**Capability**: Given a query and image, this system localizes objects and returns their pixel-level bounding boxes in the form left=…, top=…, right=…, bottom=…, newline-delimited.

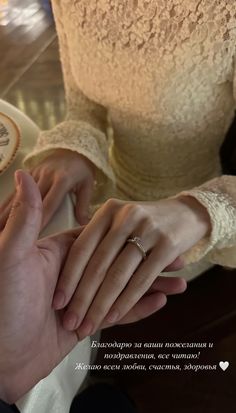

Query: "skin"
left=0, top=171, right=79, bottom=403
left=0, top=149, right=95, bottom=230
left=30, top=149, right=96, bottom=227
left=52, top=193, right=211, bottom=340
left=0, top=170, right=187, bottom=404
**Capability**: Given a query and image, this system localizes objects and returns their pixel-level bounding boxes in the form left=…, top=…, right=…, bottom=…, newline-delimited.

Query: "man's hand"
left=0, top=171, right=82, bottom=404
left=0, top=170, right=187, bottom=404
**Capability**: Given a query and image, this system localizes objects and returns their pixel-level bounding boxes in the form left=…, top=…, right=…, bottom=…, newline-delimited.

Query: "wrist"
left=175, top=195, right=212, bottom=238
left=0, top=359, right=30, bottom=404
left=53, top=149, right=95, bottom=176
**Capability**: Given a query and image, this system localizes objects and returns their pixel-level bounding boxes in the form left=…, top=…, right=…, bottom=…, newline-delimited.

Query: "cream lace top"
left=24, top=0, right=236, bottom=280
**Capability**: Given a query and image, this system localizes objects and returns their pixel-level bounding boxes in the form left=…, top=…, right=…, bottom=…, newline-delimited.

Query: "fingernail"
left=78, top=319, right=93, bottom=338
left=63, top=311, right=79, bottom=331
left=106, top=309, right=119, bottom=323
left=53, top=290, right=65, bottom=309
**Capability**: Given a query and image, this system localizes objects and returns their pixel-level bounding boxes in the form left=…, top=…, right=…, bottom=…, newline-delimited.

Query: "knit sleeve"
left=23, top=0, right=115, bottom=197
left=176, top=58, right=236, bottom=267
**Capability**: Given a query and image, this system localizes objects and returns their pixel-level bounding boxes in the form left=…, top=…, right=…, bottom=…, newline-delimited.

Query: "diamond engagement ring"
left=127, top=236, right=147, bottom=260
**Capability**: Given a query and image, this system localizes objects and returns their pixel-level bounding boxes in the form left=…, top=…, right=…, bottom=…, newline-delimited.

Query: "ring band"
left=127, top=236, right=147, bottom=260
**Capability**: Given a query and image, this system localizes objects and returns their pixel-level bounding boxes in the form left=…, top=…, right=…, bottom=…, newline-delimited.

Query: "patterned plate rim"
left=0, top=111, right=21, bottom=176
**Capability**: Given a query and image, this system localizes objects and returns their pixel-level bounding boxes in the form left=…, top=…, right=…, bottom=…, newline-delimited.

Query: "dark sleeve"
left=0, top=401, right=19, bottom=413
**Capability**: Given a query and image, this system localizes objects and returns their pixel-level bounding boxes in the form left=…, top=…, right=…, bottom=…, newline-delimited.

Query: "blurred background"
left=0, top=0, right=65, bottom=130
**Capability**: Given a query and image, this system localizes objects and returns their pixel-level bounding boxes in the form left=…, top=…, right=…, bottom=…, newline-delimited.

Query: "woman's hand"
left=53, top=196, right=211, bottom=338
left=0, top=149, right=95, bottom=230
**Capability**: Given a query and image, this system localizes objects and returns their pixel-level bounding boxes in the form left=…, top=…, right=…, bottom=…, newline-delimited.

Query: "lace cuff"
left=177, top=183, right=236, bottom=267
left=23, top=120, right=116, bottom=202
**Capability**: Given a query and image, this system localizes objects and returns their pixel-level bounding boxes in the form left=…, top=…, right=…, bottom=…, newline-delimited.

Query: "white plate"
left=0, top=111, right=21, bottom=175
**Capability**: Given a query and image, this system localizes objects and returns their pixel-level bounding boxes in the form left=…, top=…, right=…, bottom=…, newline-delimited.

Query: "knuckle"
left=11, top=200, right=22, bottom=211
left=121, top=203, right=135, bottom=216
left=104, top=198, right=120, bottom=210
left=135, top=271, right=148, bottom=287
left=133, top=273, right=153, bottom=293
left=141, top=215, right=156, bottom=231
left=69, top=242, right=87, bottom=261
left=90, top=302, right=105, bottom=318
left=122, top=203, right=144, bottom=221
left=109, top=267, right=124, bottom=287
left=89, top=257, right=106, bottom=280
left=113, top=203, right=144, bottom=230
left=28, top=199, right=43, bottom=212
left=8, top=203, right=21, bottom=220
left=90, top=254, right=103, bottom=270
left=92, top=269, right=104, bottom=282
left=12, top=199, right=42, bottom=215
left=7, top=200, right=42, bottom=236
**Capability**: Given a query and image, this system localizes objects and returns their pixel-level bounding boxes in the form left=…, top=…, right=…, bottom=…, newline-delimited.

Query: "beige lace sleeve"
left=24, top=0, right=115, bottom=197
left=178, top=57, right=236, bottom=267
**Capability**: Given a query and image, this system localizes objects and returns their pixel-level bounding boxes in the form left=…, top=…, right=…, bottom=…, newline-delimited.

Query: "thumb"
left=2, top=170, right=42, bottom=254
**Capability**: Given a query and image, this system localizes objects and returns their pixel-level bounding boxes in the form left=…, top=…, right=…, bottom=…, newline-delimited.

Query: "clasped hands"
left=0, top=167, right=211, bottom=402
left=0, top=163, right=212, bottom=341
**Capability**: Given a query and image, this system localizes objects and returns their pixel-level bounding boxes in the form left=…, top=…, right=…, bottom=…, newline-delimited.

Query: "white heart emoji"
left=219, top=361, right=229, bottom=371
